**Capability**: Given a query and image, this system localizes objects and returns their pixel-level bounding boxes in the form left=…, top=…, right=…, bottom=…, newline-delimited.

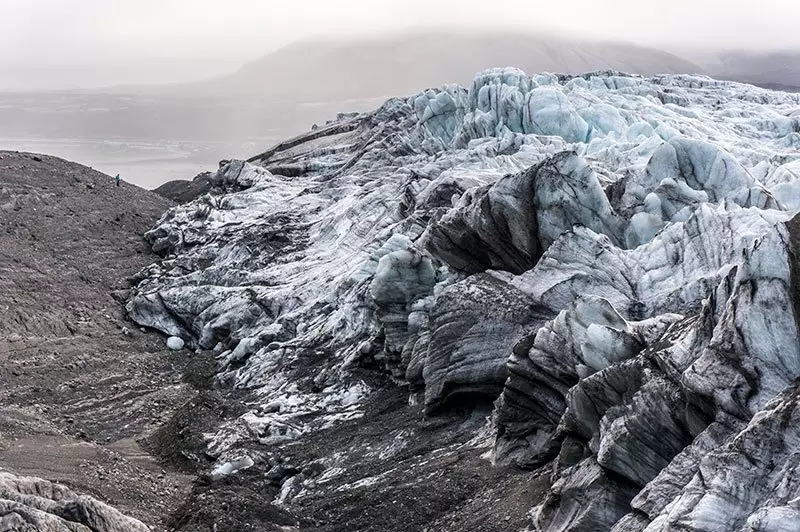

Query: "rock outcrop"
left=0, top=473, right=149, bottom=532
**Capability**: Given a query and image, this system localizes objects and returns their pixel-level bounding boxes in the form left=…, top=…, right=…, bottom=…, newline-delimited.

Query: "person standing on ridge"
left=115, top=174, right=121, bottom=187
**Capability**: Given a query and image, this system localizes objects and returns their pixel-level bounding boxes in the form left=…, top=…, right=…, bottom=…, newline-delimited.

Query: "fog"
left=2, top=0, right=798, bottom=188
left=2, top=0, right=800, bottom=90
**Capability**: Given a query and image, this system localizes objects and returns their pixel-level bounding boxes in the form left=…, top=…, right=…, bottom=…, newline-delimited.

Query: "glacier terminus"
left=126, top=69, right=800, bottom=532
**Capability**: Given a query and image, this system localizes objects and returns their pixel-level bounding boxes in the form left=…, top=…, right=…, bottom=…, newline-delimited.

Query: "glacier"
left=127, top=68, right=800, bottom=531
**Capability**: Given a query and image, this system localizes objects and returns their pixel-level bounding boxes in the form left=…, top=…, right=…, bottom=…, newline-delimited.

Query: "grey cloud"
left=1, top=0, right=798, bottom=90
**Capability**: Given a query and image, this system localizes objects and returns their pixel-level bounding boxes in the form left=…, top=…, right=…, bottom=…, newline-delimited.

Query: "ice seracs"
left=128, top=68, right=800, bottom=531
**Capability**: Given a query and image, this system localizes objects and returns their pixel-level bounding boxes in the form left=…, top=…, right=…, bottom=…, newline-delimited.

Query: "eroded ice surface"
left=128, top=69, right=800, bottom=531
left=0, top=473, right=149, bottom=532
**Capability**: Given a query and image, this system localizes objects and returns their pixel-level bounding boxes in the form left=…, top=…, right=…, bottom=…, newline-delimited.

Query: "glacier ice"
left=0, top=472, right=149, bottom=532
left=166, top=335, right=184, bottom=350
left=127, top=68, right=800, bottom=532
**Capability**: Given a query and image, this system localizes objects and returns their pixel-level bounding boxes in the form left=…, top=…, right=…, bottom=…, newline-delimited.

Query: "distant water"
left=0, top=137, right=273, bottom=189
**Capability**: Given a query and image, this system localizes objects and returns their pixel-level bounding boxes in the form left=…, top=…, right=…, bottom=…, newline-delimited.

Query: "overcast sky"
left=2, top=0, right=799, bottom=90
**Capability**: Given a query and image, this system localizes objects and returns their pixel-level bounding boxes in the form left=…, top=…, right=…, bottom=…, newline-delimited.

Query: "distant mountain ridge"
left=713, top=50, right=800, bottom=90
left=0, top=31, right=708, bottom=160
left=172, top=31, right=706, bottom=102
left=10, top=31, right=800, bottom=191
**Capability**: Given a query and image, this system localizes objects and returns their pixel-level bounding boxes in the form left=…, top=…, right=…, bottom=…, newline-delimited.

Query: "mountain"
left=0, top=31, right=707, bottom=190
left=126, top=69, right=800, bottom=531
left=181, top=31, right=706, bottom=103
left=712, top=50, right=800, bottom=91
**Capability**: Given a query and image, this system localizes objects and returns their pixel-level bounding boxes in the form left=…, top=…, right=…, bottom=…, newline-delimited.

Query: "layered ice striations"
left=0, top=473, right=149, bottom=532
left=128, top=68, right=800, bottom=531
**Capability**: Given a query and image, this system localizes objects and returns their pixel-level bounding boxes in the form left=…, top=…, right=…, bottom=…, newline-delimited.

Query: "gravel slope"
left=0, top=151, right=194, bottom=528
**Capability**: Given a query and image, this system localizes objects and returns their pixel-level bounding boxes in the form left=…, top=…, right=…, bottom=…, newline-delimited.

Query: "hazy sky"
left=2, top=0, right=799, bottom=89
